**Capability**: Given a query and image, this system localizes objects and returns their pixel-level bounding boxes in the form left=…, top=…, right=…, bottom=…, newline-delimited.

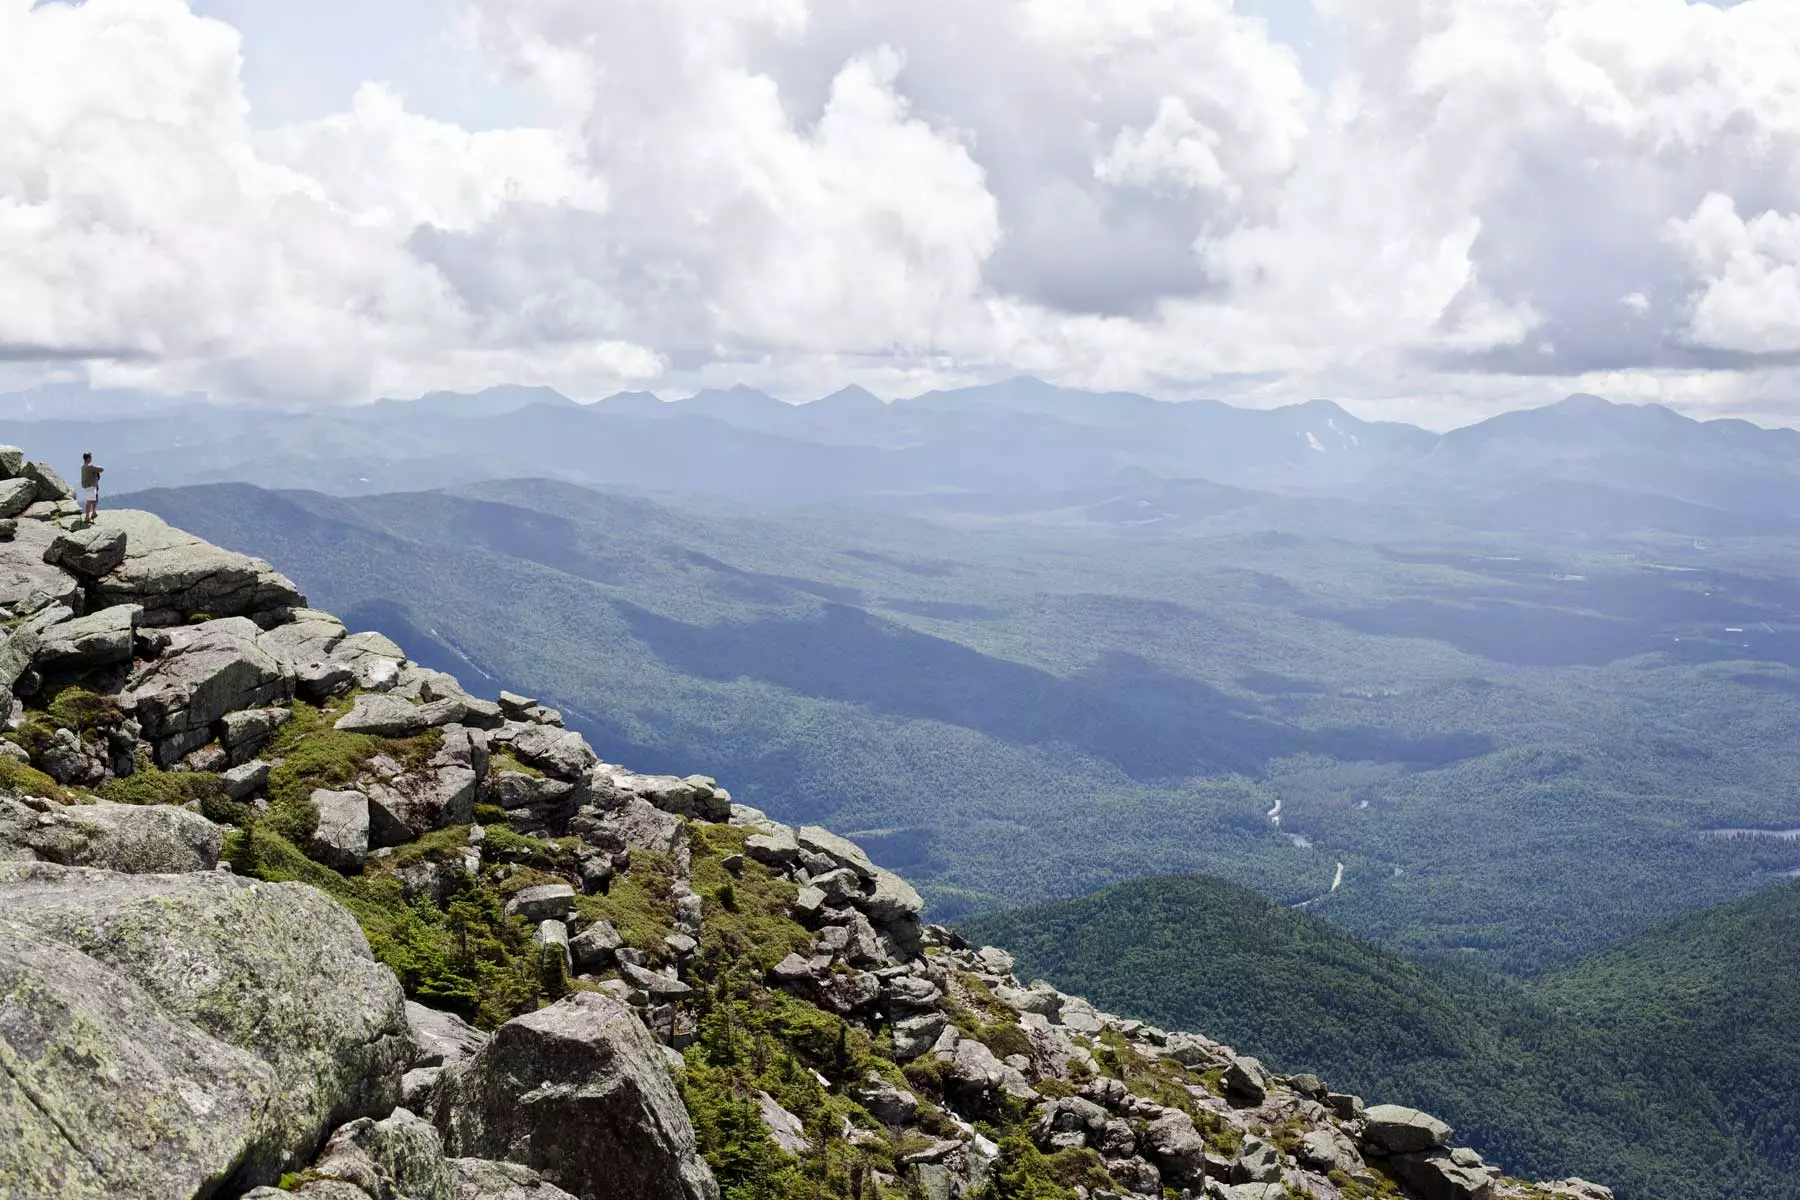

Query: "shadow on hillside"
left=618, top=601, right=1490, bottom=780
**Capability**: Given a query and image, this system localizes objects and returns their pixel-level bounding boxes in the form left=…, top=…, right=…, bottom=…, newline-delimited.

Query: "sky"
left=2, top=0, right=1799, bottom=429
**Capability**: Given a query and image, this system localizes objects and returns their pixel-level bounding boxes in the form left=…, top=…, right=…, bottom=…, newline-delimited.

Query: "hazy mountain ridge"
left=24, top=380, right=1800, bottom=532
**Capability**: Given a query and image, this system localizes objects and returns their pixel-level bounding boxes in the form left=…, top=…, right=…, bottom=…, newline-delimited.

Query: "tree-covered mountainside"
left=963, top=873, right=1795, bottom=1200
left=1532, top=878, right=1800, bottom=1184
left=119, top=476, right=1800, bottom=981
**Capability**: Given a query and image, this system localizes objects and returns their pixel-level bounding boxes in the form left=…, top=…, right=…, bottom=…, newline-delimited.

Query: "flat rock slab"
left=33, top=603, right=141, bottom=672
left=94, top=509, right=304, bottom=625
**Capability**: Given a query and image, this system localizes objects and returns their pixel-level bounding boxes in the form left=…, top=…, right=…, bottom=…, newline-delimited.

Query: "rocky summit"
left=0, top=444, right=1613, bottom=1200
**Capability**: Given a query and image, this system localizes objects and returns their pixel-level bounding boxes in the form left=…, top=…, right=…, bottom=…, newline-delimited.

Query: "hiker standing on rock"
left=80, top=452, right=102, bottom=523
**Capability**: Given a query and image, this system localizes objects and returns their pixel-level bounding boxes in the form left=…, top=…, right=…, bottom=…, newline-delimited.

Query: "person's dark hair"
left=82, top=452, right=91, bottom=462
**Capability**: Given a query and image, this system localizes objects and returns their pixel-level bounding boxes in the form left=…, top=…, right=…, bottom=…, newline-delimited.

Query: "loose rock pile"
left=0, top=461, right=1615, bottom=1200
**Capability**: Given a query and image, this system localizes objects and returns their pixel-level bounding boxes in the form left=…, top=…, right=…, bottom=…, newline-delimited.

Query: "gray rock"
left=607, top=796, right=685, bottom=852
left=507, top=882, right=577, bottom=923
left=220, top=705, right=290, bottom=761
left=258, top=607, right=348, bottom=666
left=336, top=693, right=466, bottom=737
left=449, top=1158, right=580, bottom=1200
left=310, top=788, right=372, bottom=871
left=407, top=1001, right=490, bottom=1069
left=620, top=960, right=694, bottom=1000
left=0, top=444, right=21, bottom=477
left=756, top=1091, right=811, bottom=1156
left=305, top=1108, right=454, bottom=1200
left=1325, top=1092, right=1365, bottom=1121
left=297, top=658, right=359, bottom=701
left=490, top=772, right=579, bottom=835
left=891, top=1010, right=948, bottom=1061
left=0, top=475, right=35, bottom=517
left=22, top=460, right=74, bottom=502
left=1141, top=1111, right=1208, bottom=1185
left=1389, top=1149, right=1497, bottom=1200
left=332, top=631, right=410, bottom=691
left=429, top=991, right=719, bottom=1200
left=536, top=920, right=573, bottom=977
left=126, top=616, right=292, bottom=763
left=94, top=509, right=303, bottom=623
left=43, top=524, right=128, bottom=577
left=366, top=764, right=479, bottom=843
left=811, top=866, right=867, bottom=903
left=1231, top=1136, right=1282, bottom=1184
left=0, top=861, right=411, bottom=1194
left=744, top=827, right=800, bottom=866
left=857, top=1073, right=921, bottom=1125
left=864, top=866, right=925, bottom=922
left=795, top=824, right=877, bottom=879
left=222, top=758, right=272, bottom=801
left=509, top=724, right=599, bottom=781
left=497, top=690, right=539, bottom=719
left=571, top=918, right=624, bottom=973
left=0, top=519, right=83, bottom=612
left=1362, top=1104, right=1454, bottom=1155
left=0, top=796, right=222, bottom=873
left=1223, top=1055, right=1271, bottom=1105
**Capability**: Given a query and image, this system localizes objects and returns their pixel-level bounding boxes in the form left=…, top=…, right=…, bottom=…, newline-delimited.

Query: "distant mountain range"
left=14, top=380, right=1800, bottom=538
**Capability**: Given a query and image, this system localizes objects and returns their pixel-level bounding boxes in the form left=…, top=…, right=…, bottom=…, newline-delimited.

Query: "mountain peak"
left=814, top=384, right=884, bottom=407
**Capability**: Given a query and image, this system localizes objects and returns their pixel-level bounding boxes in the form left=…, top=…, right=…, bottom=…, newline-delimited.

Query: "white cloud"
left=1670, top=193, right=1800, bottom=354
left=3, top=0, right=1800, bottom=423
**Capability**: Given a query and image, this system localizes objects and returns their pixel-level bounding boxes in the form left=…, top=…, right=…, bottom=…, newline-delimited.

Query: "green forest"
left=965, top=872, right=1800, bottom=1200
left=126, top=478, right=1800, bottom=977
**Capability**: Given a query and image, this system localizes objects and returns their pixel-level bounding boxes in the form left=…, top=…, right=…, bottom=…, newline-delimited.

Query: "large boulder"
left=0, top=517, right=83, bottom=611
left=330, top=631, right=409, bottom=691
left=310, top=789, right=372, bottom=870
left=0, top=796, right=222, bottom=873
left=21, top=460, right=74, bottom=502
left=366, top=763, right=479, bottom=844
left=1389, top=1150, right=1498, bottom=1200
left=125, top=616, right=293, bottom=763
left=1362, top=1104, right=1454, bottom=1155
left=0, top=475, right=36, bottom=517
left=93, top=509, right=303, bottom=624
left=42, top=525, right=128, bottom=578
left=0, top=861, right=412, bottom=1196
left=507, top=724, right=598, bottom=781
left=336, top=693, right=466, bottom=738
left=428, top=991, right=719, bottom=1200
left=258, top=607, right=348, bottom=665
left=32, top=603, right=141, bottom=672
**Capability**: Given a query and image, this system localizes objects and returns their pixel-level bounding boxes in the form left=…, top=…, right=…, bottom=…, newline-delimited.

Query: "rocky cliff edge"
left=0, top=450, right=1614, bottom=1200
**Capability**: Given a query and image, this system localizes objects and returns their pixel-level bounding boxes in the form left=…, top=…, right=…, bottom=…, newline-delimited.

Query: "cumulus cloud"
left=2, top=0, right=1800, bottom=422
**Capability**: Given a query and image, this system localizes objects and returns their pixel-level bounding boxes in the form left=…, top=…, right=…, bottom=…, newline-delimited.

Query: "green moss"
left=224, top=823, right=546, bottom=1028
left=0, top=757, right=69, bottom=802
left=482, top=824, right=581, bottom=869
left=100, top=762, right=245, bottom=825
left=260, top=699, right=446, bottom=848
left=44, top=686, right=125, bottom=734
left=489, top=749, right=544, bottom=779
left=578, top=847, right=681, bottom=955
